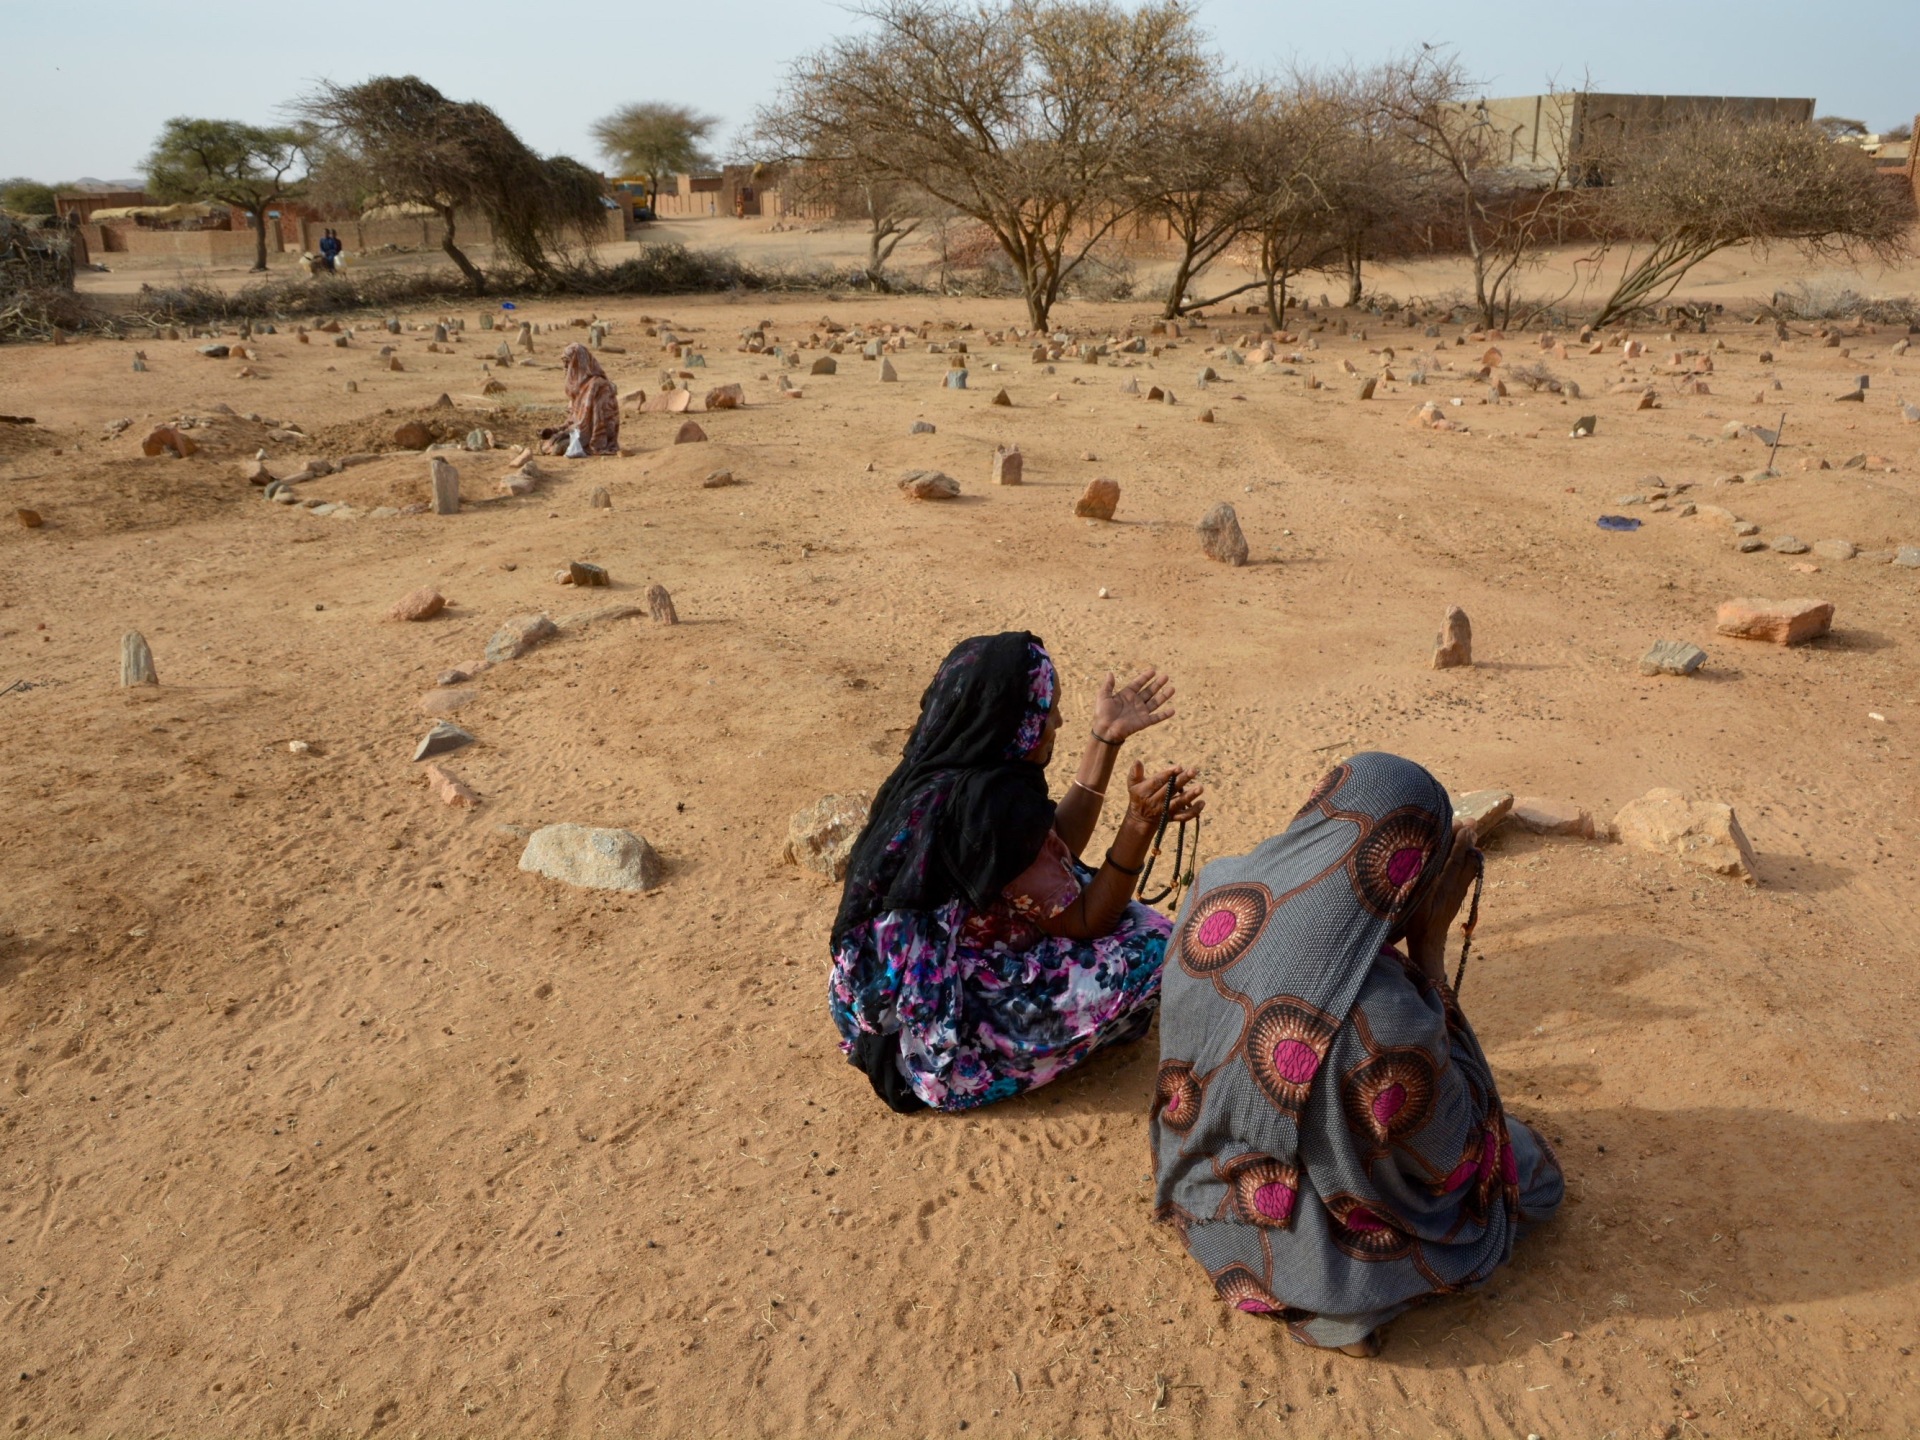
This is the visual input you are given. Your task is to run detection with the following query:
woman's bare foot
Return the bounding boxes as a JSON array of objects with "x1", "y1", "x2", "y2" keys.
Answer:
[{"x1": 1337, "y1": 1333, "x2": 1381, "y2": 1358}]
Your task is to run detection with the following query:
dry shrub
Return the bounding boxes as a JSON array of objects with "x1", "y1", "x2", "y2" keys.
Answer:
[
  {"x1": 1505, "y1": 359, "x2": 1562, "y2": 392},
  {"x1": 547, "y1": 244, "x2": 845, "y2": 296}
]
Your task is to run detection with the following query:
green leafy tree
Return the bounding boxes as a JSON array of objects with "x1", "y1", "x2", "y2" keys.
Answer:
[
  {"x1": 590, "y1": 103, "x2": 719, "y2": 206},
  {"x1": 144, "y1": 118, "x2": 307, "y2": 271},
  {"x1": 0, "y1": 178, "x2": 60, "y2": 215}
]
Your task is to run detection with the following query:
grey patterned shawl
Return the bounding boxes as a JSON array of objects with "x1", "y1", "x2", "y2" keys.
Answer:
[{"x1": 1151, "y1": 752, "x2": 1527, "y2": 1325}]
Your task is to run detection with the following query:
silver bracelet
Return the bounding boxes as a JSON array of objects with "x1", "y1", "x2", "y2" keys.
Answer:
[{"x1": 1071, "y1": 779, "x2": 1107, "y2": 799}]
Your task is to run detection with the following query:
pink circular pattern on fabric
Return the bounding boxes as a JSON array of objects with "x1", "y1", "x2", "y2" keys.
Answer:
[
  {"x1": 1236, "y1": 1298, "x2": 1275, "y2": 1314},
  {"x1": 1252, "y1": 1182, "x2": 1296, "y2": 1223},
  {"x1": 1344, "y1": 1206, "x2": 1387, "y2": 1232},
  {"x1": 1444, "y1": 1158, "x2": 1477, "y2": 1192},
  {"x1": 1270, "y1": 1039, "x2": 1320, "y2": 1085},
  {"x1": 1386, "y1": 846, "x2": 1425, "y2": 887},
  {"x1": 1196, "y1": 909, "x2": 1238, "y2": 948},
  {"x1": 1370, "y1": 1083, "x2": 1407, "y2": 1123},
  {"x1": 1502, "y1": 1139, "x2": 1519, "y2": 1185}
]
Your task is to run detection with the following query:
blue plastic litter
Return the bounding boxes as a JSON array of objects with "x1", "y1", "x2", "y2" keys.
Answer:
[
  {"x1": 1596, "y1": 515, "x2": 1642, "y2": 531},
  {"x1": 500, "y1": 301, "x2": 517, "y2": 310}
]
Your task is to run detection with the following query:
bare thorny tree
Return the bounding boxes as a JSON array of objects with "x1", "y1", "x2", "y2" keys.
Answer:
[
  {"x1": 1374, "y1": 51, "x2": 1581, "y2": 329},
  {"x1": 1583, "y1": 111, "x2": 1911, "y2": 328},
  {"x1": 763, "y1": 0, "x2": 1206, "y2": 329},
  {"x1": 751, "y1": 110, "x2": 928, "y2": 293}
]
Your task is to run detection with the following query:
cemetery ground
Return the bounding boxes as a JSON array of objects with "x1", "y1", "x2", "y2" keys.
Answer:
[{"x1": 2, "y1": 239, "x2": 1919, "y2": 1437}]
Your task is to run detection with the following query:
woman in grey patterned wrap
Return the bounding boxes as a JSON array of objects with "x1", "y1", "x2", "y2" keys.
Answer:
[{"x1": 1150, "y1": 752, "x2": 1563, "y2": 1356}]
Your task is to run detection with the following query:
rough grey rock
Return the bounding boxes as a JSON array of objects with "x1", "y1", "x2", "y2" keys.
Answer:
[
  {"x1": 485, "y1": 612, "x2": 558, "y2": 663},
  {"x1": 430, "y1": 456, "x2": 460, "y2": 515},
  {"x1": 1640, "y1": 640, "x2": 1708, "y2": 677},
  {"x1": 1769, "y1": 535, "x2": 1809, "y2": 555},
  {"x1": 1195, "y1": 502, "x2": 1249, "y2": 565},
  {"x1": 518, "y1": 824, "x2": 662, "y2": 892},
  {"x1": 1452, "y1": 788, "x2": 1514, "y2": 839},
  {"x1": 413, "y1": 722, "x2": 474, "y2": 761},
  {"x1": 899, "y1": 469, "x2": 960, "y2": 500},
  {"x1": 1812, "y1": 538, "x2": 1855, "y2": 561},
  {"x1": 119, "y1": 630, "x2": 157, "y2": 686}
]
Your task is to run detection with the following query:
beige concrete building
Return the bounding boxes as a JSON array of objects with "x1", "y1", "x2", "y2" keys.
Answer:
[{"x1": 1471, "y1": 92, "x2": 1818, "y2": 183}]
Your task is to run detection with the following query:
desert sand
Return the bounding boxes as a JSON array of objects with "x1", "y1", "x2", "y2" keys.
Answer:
[{"x1": 3, "y1": 241, "x2": 1919, "y2": 1438}]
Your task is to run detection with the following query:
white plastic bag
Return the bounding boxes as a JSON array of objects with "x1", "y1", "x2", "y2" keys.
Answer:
[{"x1": 564, "y1": 429, "x2": 586, "y2": 459}]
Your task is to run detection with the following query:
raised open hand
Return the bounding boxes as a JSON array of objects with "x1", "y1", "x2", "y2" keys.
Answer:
[{"x1": 1092, "y1": 667, "x2": 1176, "y2": 744}]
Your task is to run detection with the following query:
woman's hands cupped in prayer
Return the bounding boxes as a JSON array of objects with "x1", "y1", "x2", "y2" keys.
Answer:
[
  {"x1": 1123, "y1": 762, "x2": 1206, "y2": 835},
  {"x1": 1405, "y1": 820, "x2": 1480, "y2": 984},
  {"x1": 1092, "y1": 667, "x2": 1176, "y2": 745}
]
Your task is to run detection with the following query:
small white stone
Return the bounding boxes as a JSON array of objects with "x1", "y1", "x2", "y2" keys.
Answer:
[
  {"x1": 1097, "y1": 587, "x2": 1110, "y2": 598},
  {"x1": 288, "y1": 740, "x2": 311, "y2": 754}
]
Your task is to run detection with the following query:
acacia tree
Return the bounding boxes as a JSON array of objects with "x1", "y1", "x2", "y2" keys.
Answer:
[
  {"x1": 1131, "y1": 80, "x2": 1264, "y2": 317},
  {"x1": 298, "y1": 76, "x2": 604, "y2": 292},
  {"x1": 590, "y1": 102, "x2": 719, "y2": 206},
  {"x1": 751, "y1": 102, "x2": 925, "y2": 291},
  {"x1": 144, "y1": 118, "x2": 307, "y2": 271},
  {"x1": 1377, "y1": 51, "x2": 1578, "y2": 327},
  {"x1": 1293, "y1": 65, "x2": 1433, "y2": 308},
  {"x1": 1586, "y1": 112, "x2": 1912, "y2": 328},
  {"x1": 773, "y1": 0, "x2": 1210, "y2": 330},
  {"x1": 1236, "y1": 87, "x2": 1345, "y2": 325}
]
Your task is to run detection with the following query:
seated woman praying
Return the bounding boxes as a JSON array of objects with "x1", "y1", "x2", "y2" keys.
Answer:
[
  {"x1": 829, "y1": 631, "x2": 1205, "y2": 1113},
  {"x1": 1151, "y1": 752, "x2": 1562, "y2": 1356},
  {"x1": 540, "y1": 343, "x2": 620, "y2": 455}
]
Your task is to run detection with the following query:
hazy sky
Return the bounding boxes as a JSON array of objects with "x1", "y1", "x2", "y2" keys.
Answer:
[{"x1": 3, "y1": 0, "x2": 1913, "y2": 181}]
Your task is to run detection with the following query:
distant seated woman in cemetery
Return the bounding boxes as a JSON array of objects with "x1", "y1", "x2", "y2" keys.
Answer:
[
  {"x1": 829, "y1": 631, "x2": 1205, "y2": 1112},
  {"x1": 1151, "y1": 753, "x2": 1562, "y2": 1357},
  {"x1": 541, "y1": 343, "x2": 620, "y2": 456}
]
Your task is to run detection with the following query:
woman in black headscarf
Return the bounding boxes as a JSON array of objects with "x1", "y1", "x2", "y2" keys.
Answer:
[{"x1": 829, "y1": 632, "x2": 1204, "y2": 1112}]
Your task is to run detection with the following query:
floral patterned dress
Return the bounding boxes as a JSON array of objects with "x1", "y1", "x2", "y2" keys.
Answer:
[{"x1": 830, "y1": 831, "x2": 1172, "y2": 1111}]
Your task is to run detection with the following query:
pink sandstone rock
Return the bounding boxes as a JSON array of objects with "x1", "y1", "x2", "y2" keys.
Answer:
[
  {"x1": 423, "y1": 763, "x2": 480, "y2": 808},
  {"x1": 389, "y1": 586, "x2": 446, "y2": 622},
  {"x1": 1714, "y1": 597, "x2": 1834, "y2": 646},
  {"x1": 1431, "y1": 606, "x2": 1471, "y2": 669},
  {"x1": 1613, "y1": 788, "x2": 1756, "y2": 884},
  {"x1": 141, "y1": 425, "x2": 196, "y2": 458},
  {"x1": 1074, "y1": 478, "x2": 1119, "y2": 520}
]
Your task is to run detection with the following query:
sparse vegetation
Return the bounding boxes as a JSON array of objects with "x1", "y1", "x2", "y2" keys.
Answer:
[
  {"x1": 144, "y1": 118, "x2": 309, "y2": 272},
  {"x1": 769, "y1": 0, "x2": 1208, "y2": 329},
  {"x1": 0, "y1": 178, "x2": 61, "y2": 216},
  {"x1": 298, "y1": 76, "x2": 606, "y2": 293},
  {"x1": 590, "y1": 103, "x2": 719, "y2": 207},
  {"x1": 1586, "y1": 111, "x2": 1913, "y2": 328}
]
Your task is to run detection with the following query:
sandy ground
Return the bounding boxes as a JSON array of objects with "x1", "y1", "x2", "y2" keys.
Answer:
[{"x1": 4, "y1": 261, "x2": 1920, "y2": 1440}]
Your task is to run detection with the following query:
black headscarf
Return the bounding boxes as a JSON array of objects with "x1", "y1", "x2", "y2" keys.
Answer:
[{"x1": 833, "y1": 632, "x2": 1059, "y2": 955}]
